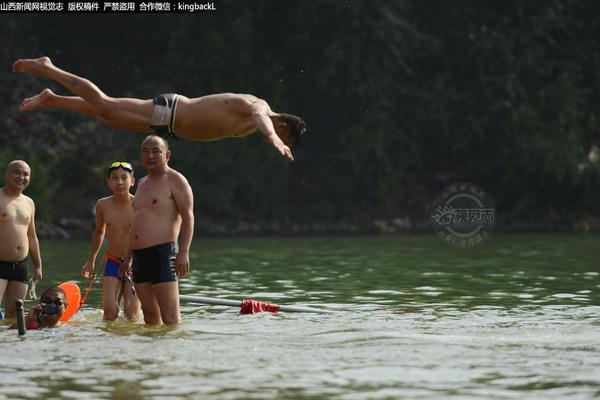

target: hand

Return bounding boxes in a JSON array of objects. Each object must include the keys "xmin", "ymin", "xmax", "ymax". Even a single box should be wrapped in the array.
[
  {"xmin": 119, "ymin": 258, "xmax": 132, "ymax": 278},
  {"xmin": 80, "ymin": 261, "xmax": 94, "ymax": 278},
  {"xmin": 280, "ymin": 145, "xmax": 294, "ymax": 161},
  {"xmin": 32, "ymin": 267, "xmax": 42, "ymax": 283},
  {"xmin": 175, "ymin": 251, "xmax": 190, "ymax": 277},
  {"xmin": 265, "ymin": 134, "xmax": 294, "ymax": 161},
  {"xmin": 26, "ymin": 303, "xmax": 42, "ymax": 323}
]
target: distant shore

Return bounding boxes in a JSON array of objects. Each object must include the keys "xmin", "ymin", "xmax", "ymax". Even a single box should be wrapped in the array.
[{"xmin": 37, "ymin": 215, "xmax": 600, "ymax": 240}]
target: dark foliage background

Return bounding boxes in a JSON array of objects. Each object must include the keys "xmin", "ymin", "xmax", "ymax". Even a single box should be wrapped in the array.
[{"xmin": 1, "ymin": 0, "xmax": 600, "ymax": 234}]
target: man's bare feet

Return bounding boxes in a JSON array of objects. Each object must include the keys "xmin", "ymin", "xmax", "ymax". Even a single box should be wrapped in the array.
[
  {"xmin": 20, "ymin": 89, "xmax": 55, "ymax": 112},
  {"xmin": 12, "ymin": 56, "xmax": 53, "ymax": 77}
]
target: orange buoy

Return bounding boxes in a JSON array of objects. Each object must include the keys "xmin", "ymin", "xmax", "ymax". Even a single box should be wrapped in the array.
[{"xmin": 58, "ymin": 281, "xmax": 81, "ymax": 321}]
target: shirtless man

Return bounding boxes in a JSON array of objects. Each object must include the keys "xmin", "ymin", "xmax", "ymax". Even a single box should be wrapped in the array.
[
  {"xmin": 123, "ymin": 136, "xmax": 194, "ymax": 325},
  {"xmin": 81, "ymin": 162, "xmax": 141, "ymax": 321},
  {"xmin": 0, "ymin": 160, "xmax": 42, "ymax": 317},
  {"xmin": 13, "ymin": 57, "xmax": 306, "ymax": 161}
]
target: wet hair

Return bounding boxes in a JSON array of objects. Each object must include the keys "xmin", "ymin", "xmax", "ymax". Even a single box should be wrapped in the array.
[
  {"xmin": 278, "ymin": 114, "xmax": 307, "ymax": 146},
  {"xmin": 40, "ymin": 286, "xmax": 66, "ymax": 303}
]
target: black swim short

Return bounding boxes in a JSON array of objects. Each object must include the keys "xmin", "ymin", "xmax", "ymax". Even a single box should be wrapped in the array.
[
  {"xmin": 132, "ymin": 242, "xmax": 177, "ymax": 284},
  {"xmin": 150, "ymin": 93, "xmax": 179, "ymax": 139},
  {"xmin": 0, "ymin": 259, "xmax": 28, "ymax": 284}
]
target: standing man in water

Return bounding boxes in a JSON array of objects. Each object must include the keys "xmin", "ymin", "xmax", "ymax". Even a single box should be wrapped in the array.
[
  {"xmin": 0, "ymin": 160, "xmax": 42, "ymax": 317},
  {"xmin": 13, "ymin": 56, "xmax": 306, "ymax": 161},
  {"xmin": 124, "ymin": 135, "xmax": 194, "ymax": 325}
]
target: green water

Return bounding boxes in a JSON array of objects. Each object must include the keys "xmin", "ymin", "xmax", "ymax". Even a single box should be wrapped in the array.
[{"xmin": 1, "ymin": 234, "xmax": 600, "ymax": 399}]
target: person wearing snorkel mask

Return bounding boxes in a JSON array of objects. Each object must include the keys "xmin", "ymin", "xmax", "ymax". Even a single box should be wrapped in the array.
[{"xmin": 10, "ymin": 286, "xmax": 66, "ymax": 330}]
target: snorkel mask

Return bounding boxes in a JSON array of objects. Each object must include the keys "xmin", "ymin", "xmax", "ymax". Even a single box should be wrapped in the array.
[{"xmin": 40, "ymin": 297, "xmax": 65, "ymax": 316}]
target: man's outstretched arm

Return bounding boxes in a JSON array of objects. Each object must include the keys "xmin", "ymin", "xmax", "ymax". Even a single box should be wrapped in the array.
[
  {"xmin": 251, "ymin": 102, "xmax": 294, "ymax": 161},
  {"xmin": 27, "ymin": 202, "xmax": 42, "ymax": 283},
  {"xmin": 81, "ymin": 201, "xmax": 106, "ymax": 278},
  {"xmin": 172, "ymin": 174, "xmax": 194, "ymax": 277}
]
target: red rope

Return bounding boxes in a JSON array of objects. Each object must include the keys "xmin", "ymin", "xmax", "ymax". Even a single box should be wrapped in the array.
[{"xmin": 79, "ymin": 254, "xmax": 104, "ymax": 310}]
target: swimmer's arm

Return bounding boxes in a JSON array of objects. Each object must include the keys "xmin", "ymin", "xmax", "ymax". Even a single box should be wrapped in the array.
[
  {"xmin": 84, "ymin": 201, "xmax": 106, "ymax": 267},
  {"xmin": 27, "ymin": 202, "xmax": 42, "ymax": 282},
  {"xmin": 9, "ymin": 304, "xmax": 41, "ymax": 329},
  {"xmin": 251, "ymin": 102, "xmax": 294, "ymax": 161},
  {"xmin": 25, "ymin": 304, "xmax": 41, "ymax": 324},
  {"xmin": 250, "ymin": 101, "xmax": 277, "ymax": 138},
  {"xmin": 172, "ymin": 175, "xmax": 194, "ymax": 276}
]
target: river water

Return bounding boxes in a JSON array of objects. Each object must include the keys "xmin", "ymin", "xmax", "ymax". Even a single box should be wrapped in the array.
[{"xmin": 1, "ymin": 234, "xmax": 599, "ymax": 399}]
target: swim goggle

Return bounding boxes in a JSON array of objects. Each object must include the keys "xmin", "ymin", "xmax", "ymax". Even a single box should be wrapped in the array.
[
  {"xmin": 108, "ymin": 161, "xmax": 133, "ymax": 172},
  {"xmin": 42, "ymin": 297, "xmax": 66, "ymax": 307}
]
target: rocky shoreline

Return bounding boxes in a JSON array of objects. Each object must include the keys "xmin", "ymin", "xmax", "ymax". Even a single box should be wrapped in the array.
[{"xmin": 36, "ymin": 215, "xmax": 600, "ymax": 240}]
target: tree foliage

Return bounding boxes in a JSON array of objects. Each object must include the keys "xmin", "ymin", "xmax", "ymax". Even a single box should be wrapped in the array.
[{"xmin": 1, "ymin": 0, "xmax": 599, "ymax": 231}]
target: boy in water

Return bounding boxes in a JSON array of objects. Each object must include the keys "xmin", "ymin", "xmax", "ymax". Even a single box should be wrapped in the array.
[{"xmin": 81, "ymin": 162, "xmax": 140, "ymax": 320}]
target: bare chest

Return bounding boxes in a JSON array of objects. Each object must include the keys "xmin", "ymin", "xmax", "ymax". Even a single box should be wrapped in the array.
[
  {"xmin": 103, "ymin": 204, "xmax": 134, "ymax": 231},
  {"xmin": 0, "ymin": 198, "xmax": 31, "ymax": 226},
  {"xmin": 134, "ymin": 180, "xmax": 175, "ymax": 212}
]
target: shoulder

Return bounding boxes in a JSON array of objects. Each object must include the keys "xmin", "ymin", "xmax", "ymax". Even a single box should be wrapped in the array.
[
  {"xmin": 96, "ymin": 196, "xmax": 111, "ymax": 207},
  {"xmin": 22, "ymin": 193, "xmax": 34, "ymax": 203},
  {"xmin": 95, "ymin": 196, "xmax": 113, "ymax": 212},
  {"xmin": 167, "ymin": 168, "xmax": 192, "ymax": 190},
  {"xmin": 239, "ymin": 93, "xmax": 262, "ymax": 102},
  {"xmin": 250, "ymin": 98, "xmax": 270, "ymax": 112},
  {"xmin": 22, "ymin": 194, "xmax": 35, "ymax": 208},
  {"xmin": 167, "ymin": 168, "xmax": 188, "ymax": 182}
]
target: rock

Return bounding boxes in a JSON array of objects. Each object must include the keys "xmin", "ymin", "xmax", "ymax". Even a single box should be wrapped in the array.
[{"xmin": 37, "ymin": 222, "xmax": 70, "ymax": 239}]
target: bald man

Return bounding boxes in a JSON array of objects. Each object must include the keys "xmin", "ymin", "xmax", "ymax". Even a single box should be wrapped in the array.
[
  {"xmin": 0, "ymin": 160, "xmax": 42, "ymax": 317},
  {"xmin": 13, "ymin": 57, "xmax": 306, "ymax": 161},
  {"xmin": 121, "ymin": 135, "xmax": 194, "ymax": 325}
]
